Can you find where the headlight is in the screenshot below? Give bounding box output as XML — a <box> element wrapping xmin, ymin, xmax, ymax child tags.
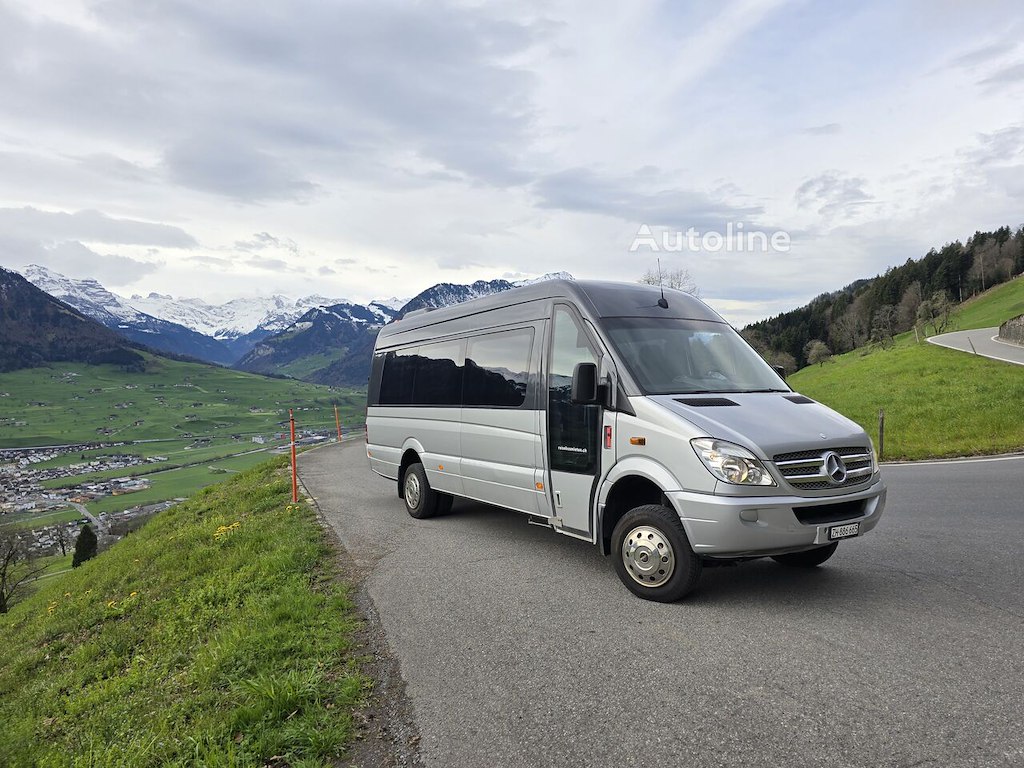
<box><xmin>690</xmin><ymin>438</ymin><xmax>776</xmax><ymax>486</ymax></box>
<box><xmin>868</xmin><ymin>437</ymin><xmax>880</xmax><ymax>473</ymax></box>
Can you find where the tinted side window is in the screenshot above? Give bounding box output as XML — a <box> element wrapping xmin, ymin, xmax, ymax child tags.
<box><xmin>465</xmin><ymin>329</ymin><xmax>534</xmax><ymax>408</ymax></box>
<box><xmin>379</xmin><ymin>348</ymin><xmax>418</xmax><ymax>405</ymax></box>
<box><xmin>412</xmin><ymin>340</ymin><xmax>464</xmax><ymax>405</ymax></box>
<box><xmin>548</xmin><ymin>307</ymin><xmax>599</xmax><ymax>474</ymax></box>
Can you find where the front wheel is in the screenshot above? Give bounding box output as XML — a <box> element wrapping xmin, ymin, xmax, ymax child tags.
<box><xmin>771</xmin><ymin>542</ymin><xmax>839</xmax><ymax>567</ymax></box>
<box><xmin>611</xmin><ymin>504</ymin><xmax>702</xmax><ymax>602</ymax></box>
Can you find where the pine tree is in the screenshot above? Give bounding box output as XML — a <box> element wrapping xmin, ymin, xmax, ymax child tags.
<box><xmin>72</xmin><ymin>524</ymin><xmax>98</xmax><ymax>568</ymax></box>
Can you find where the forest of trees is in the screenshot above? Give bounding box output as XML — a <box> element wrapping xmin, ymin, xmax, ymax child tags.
<box><xmin>742</xmin><ymin>225</ymin><xmax>1024</xmax><ymax>372</ymax></box>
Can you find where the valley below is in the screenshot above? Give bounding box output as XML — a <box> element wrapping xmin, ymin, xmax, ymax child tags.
<box><xmin>0</xmin><ymin>356</ymin><xmax>365</xmax><ymax>560</ymax></box>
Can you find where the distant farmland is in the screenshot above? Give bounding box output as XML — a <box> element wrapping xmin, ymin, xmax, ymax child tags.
<box><xmin>0</xmin><ymin>353</ymin><xmax>364</xmax><ymax>447</ymax></box>
<box><xmin>0</xmin><ymin>354</ymin><xmax>366</xmax><ymax>518</ymax></box>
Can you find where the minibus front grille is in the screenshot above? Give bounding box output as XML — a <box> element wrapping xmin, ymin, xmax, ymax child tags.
<box><xmin>772</xmin><ymin>446</ymin><xmax>873</xmax><ymax>491</ymax></box>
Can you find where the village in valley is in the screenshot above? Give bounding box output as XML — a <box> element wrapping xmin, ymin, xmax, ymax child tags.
<box><xmin>0</xmin><ymin>443</ymin><xmax>172</xmax><ymax>556</ymax></box>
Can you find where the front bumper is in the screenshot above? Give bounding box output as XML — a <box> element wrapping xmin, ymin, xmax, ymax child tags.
<box><xmin>665</xmin><ymin>478</ymin><xmax>886</xmax><ymax>557</ymax></box>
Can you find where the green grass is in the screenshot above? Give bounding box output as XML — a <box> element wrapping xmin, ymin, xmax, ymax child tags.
<box><xmin>788</xmin><ymin>274</ymin><xmax>1024</xmax><ymax>460</ymax></box>
<box><xmin>955</xmin><ymin>274</ymin><xmax>1024</xmax><ymax>330</ymax></box>
<box><xmin>277</xmin><ymin>352</ymin><xmax>344</xmax><ymax>381</ymax></box>
<box><xmin>84</xmin><ymin>452</ymin><xmax>279</xmax><ymax>515</ymax></box>
<box><xmin>35</xmin><ymin>553</ymin><xmax>73</xmax><ymax>578</ymax></box>
<box><xmin>791</xmin><ymin>338</ymin><xmax>1024</xmax><ymax>460</ymax></box>
<box><xmin>0</xmin><ymin>354</ymin><xmax>365</xmax><ymax>448</ymax></box>
<box><xmin>0</xmin><ymin>508</ymin><xmax>85</xmax><ymax>531</ymax></box>
<box><xmin>38</xmin><ymin>445</ymin><xmax>269</xmax><ymax>490</ymax></box>
<box><xmin>0</xmin><ymin>458</ymin><xmax>366</xmax><ymax>767</ymax></box>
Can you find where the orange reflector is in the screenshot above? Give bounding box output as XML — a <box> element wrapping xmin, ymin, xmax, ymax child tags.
<box><xmin>438</xmin><ymin>464</ymin><xmax>444</xmax><ymax>471</ymax></box>
<box><xmin>604</xmin><ymin>425</ymin><xmax>612</xmax><ymax>449</ymax></box>
<box><xmin>629</xmin><ymin>437</ymin><xmax>647</xmax><ymax>446</ymax></box>
<box><xmin>536</xmin><ymin>482</ymin><xmax>544</xmax><ymax>490</ymax></box>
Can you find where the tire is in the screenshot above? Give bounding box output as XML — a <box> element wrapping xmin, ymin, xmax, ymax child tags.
<box><xmin>611</xmin><ymin>504</ymin><xmax>702</xmax><ymax>602</ymax></box>
<box><xmin>402</xmin><ymin>462</ymin><xmax>441</xmax><ymax>519</ymax></box>
<box><xmin>435</xmin><ymin>493</ymin><xmax>454</xmax><ymax>516</ymax></box>
<box><xmin>771</xmin><ymin>542</ymin><xmax>839</xmax><ymax>567</ymax></box>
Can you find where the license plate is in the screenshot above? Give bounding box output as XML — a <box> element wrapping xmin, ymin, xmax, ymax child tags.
<box><xmin>829</xmin><ymin>522</ymin><xmax>860</xmax><ymax>540</ymax></box>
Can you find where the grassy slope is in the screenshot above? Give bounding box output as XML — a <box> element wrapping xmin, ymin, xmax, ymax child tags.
<box><xmin>0</xmin><ymin>457</ymin><xmax>365</xmax><ymax>767</ymax></box>
<box><xmin>955</xmin><ymin>276</ymin><xmax>1024</xmax><ymax>330</ymax></box>
<box><xmin>0</xmin><ymin>354</ymin><xmax>365</xmax><ymax>447</ymax></box>
<box><xmin>790</xmin><ymin>275</ymin><xmax>1024</xmax><ymax>460</ymax></box>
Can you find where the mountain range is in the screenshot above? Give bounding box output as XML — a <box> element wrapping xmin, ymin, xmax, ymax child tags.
<box><xmin>13</xmin><ymin>265</ymin><xmax>572</xmax><ymax>386</ymax></box>
<box><xmin>0</xmin><ymin>268</ymin><xmax>145</xmax><ymax>373</ymax></box>
<box><xmin>21</xmin><ymin>265</ymin><xmax>358</xmax><ymax>365</ymax></box>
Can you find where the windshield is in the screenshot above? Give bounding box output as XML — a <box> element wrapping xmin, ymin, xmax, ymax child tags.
<box><xmin>603</xmin><ymin>317</ymin><xmax>788</xmax><ymax>395</ymax></box>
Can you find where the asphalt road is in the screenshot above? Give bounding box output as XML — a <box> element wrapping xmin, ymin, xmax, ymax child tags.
<box><xmin>929</xmin><ymin>327</ymin><xmax>1024</xmax><ymax>366</ymax></box>
<box><xmin>300</xmin><ymin>442</ymin><xmax>1024</xmax><ymax>768</ymax></box>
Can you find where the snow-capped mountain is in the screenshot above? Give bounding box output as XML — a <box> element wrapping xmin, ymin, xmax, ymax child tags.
<box><xmin>237</xmin><ymin>272</ymin><xmax>573</xmax><ymax>386</ymax></box>
<box><xmin>513</xmin><ymin>271</ymin><xmax>574</xmax><ymax>287</ymax></box>
<box><xmin>370</xmin><ymin>296</ymin><xmax>410</xmax><ymax>313</ymax></box>
<box><xmin>233</xmin><ymin>300</ymin><xmax>400</xmax><ymax>381</ymax></box>
<box><xmin>18</xmin><ymin>265</ymin><xmax>572</xmax><ymax>382</ymax></box>
<box><xmin>127</xmin><ymin>292</ymin><xmax>347</xmax><ymax>341</ymax></box>
<box><xmin>1</xmin><ymin>267</ymin><xmax>145</xmax><ymax>372</ymax></box>
<box><xmin>19</xmin><ymin>265</ymin><xmax>365</xmax><ymax>364</ymax></box>
<box><xmin>395</xmin><ymin>272</ymin><xmax>572</xmax><ymax>319</ymax></box>
<box><xmin>23</xmin><ymin>264</ymin><xmax>147</xmax><ymax>326</ymax></box>
<box><xmin>20</xmin><ymin>265</ymin><xmax>237</xmax><ymax>365</ymax></box>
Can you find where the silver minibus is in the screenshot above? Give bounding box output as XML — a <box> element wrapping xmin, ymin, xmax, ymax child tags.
<box><xmin>366</xmin><ymin>280</ymin><xmax>885</xmax><ymax>601</ymax></box>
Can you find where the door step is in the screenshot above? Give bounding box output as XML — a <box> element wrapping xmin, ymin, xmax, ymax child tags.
<box><xmin>527</xmin><ymin>515</ymin><xmax>562</xmax><ymax>529</ymax></box>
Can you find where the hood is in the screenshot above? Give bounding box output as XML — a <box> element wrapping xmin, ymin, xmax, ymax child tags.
<box><xmin>648</xmin><ymin>393</ymin><xmax>868</xmax><ymax>460</ymax></box>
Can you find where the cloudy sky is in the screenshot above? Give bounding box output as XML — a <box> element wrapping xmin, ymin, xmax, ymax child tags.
<box><xmin>1</xmin><ymin>0</ymin><xmax>1023</xmax><ymax>325</ymax></box>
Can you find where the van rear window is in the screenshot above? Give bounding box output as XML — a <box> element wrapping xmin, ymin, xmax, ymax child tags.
<box><xmin>375</xmin><ymin>330</ymin><xmax>535</xmax><ymax>408</ymax></box>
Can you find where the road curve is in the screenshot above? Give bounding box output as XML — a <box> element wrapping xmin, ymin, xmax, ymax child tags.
<box><xmin>300</xmin><ymin>442</ymin><xmax>1024</xmax><ymax>768</ymax></box>
<box><xmin>929</xmin><ymin>326</ymin><xmax>1024</xmax><ymax>366</ymax></box>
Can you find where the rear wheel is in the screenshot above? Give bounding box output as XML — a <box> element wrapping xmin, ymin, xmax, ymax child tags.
<box><xmin>771</xmin><ymin>542</ymin><xmax>839</xmax><ymax>567</ymax></box>
<box><xmin>402</xmin><ymin>462</ymin><xmax>441</xmax><ymax>519</ymax></box>
<box><xmin>611</xmin><ymin>504</ymin><xmax>702</xmax><ymax>602</ymax></box>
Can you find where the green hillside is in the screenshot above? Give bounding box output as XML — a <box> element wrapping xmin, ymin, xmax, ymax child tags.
<box><xmin>0</xmin><ymin>353</ymin><xmax>364</xmax><ymax>447</ymax></box>
<box><xmin>0</xmin><ymin>458</ymin><xmax>364</xmax><ymax>767</ymax></box>
<box><xmin>790</xmin><ymin>276</ymin><xmax>1024</xmax><ymax>460</ymax></box>
<box><xmin>954</xmin><ymin>274</ymin><xmax>1024</xmax><ymax>330</ymax></box>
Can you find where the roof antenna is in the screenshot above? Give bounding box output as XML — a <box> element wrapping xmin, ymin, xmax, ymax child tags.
<box><xmin>656</xmin><ymin>258</ymin><xmax>669</xmax><ymax>309</ymax></box>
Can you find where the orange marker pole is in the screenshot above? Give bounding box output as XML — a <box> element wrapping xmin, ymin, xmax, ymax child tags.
<box><xmin>334</xmin><ymin>404</ymin><xmax>342</xmax><ymax>442</ymax></box>
<box><xmin>289</xmin><ymin>408</ymin><xmax>299</xmax><ymax>503</ymax></box>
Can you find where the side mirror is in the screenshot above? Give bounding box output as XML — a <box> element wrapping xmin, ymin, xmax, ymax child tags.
<box><xmin>772</xmin><ymin>364</ymin><xmax>787</xmax><ymax>380</ymax></box>
<box><xmin>571</xmin><ymin>362</ymin><xmax>599</xmax><ymax>404</ymax></box>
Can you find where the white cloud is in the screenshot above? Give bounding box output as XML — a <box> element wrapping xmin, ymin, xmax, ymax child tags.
<box><xmin>0</xmin><ymin>0</ymin><xmax>1023</xmax><ymax>320</ymax></box>
<box><xmin>0</xmin><ymin>206</ymin><xmax>196</xmax><ymax>247</ymax></box>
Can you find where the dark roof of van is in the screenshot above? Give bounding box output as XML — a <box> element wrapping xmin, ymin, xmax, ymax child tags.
<box><xmin>380</xmin><ymin>279</ymin><xmax>724</xmax><ymax>341</ymax></box>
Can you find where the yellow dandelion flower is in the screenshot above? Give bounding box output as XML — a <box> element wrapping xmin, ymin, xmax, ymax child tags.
<box><xmin>106</xmin><ymin>600</ymin><xmax>117</xmax><ymax>608</ymax></box>
<box><xmin>129</xmin><ymin>591</ymin><xmax>138</xmax><ymax>597</ymax></box>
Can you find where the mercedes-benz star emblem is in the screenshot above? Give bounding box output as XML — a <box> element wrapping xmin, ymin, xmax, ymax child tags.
<box><xmin>823</xmin><ymin>451</ymin><xmax>848</xmax><ymax>485</ymax></box>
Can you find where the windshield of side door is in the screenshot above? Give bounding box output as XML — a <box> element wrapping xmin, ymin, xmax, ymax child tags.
<box><xmin>603</xmin><ymin>317</ymin><xmax>788</xmax><ymax>395</ymax></box>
